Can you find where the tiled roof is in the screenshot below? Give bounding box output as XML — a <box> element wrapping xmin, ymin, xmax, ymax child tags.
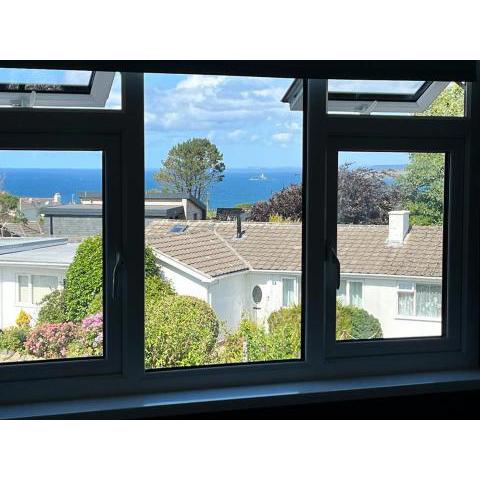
<box><xmin>0</xmin><ymin>221</ymin><xmax>45</xmax><ymax>237</ymax></box>
<box><xmin>337</xmin><ymin>225</ymin><xmax>443</xmax><ymax>278</ymax></box>
<box><xmin>146</xmin><ymin>220</ymin><xmax>443</xmax><ymax>279</ymax></box>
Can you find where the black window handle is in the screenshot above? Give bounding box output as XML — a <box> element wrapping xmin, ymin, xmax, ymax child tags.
<box><xmin>112</xmin><ymin>251</ymin><xmax>125</xmax><ymax>301</ymax></box>
<box><xmin>328</xmin><ymin>244</ymin><xmax>341</xmax><ymax>290</ymax></box>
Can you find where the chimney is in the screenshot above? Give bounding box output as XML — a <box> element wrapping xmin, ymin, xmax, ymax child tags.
<box><xmin>388</xmin><ymin>210</ymin><xmax>410</xmax><ymax>245</ymax></box>
<box><xmin>236</xmin><ymin>215</ymin><xmax>242</xmax><ymax>239</ymax></box>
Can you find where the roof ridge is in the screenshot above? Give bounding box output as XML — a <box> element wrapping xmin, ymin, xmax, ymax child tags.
<box><xmin>212</xmin><ymin>225</ymin><xmax>252</xmax><ymax>271</ymax></box>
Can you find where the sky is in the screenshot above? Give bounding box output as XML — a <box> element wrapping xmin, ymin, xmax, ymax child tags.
<box><xmin>0</xmin><ymin>69</ymin><xmax>410</xmax><ymax>169</ymax></box>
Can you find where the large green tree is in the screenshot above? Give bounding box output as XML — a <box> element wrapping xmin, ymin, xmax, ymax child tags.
<box><xmin>154</xmin><ymin>138</ymin><xmax>225</xmax><ymax>201</ymax></box>
<box><xmin>396</xmin><ymin>82</ymin><xmax>464</xmax><ymax>225</ymax></box>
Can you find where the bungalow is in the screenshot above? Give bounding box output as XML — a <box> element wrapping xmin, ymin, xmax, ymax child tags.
<box><xmin>0</xmin><ymin>211</ymin><xmax>442</xmax><ymax>340</ymax></box>
<box><xmin>146</xmin><ymin>211</ymin><xmax>442</xmax><ymax>337</ymax></box>
<box><xmin>0</xmin><ymin>237</ymin><xmax>77</xmax><ymax>328</ymax></box>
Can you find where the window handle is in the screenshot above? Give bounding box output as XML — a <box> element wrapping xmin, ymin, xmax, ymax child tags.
<box><xmin>112</xmin><ymin>251</ymin><xmax>124</xmax><ymax>301</ymax></box>
<box><xmin>328</xmin><ymin>244</ymin><xmax>341</xmax><ymax>290</ymax></box>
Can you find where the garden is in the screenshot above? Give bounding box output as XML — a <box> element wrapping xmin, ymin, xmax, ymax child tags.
<box><xmin>0</xmin><ymin>235</ymin><xmax>382</xmax><ymax>366</ymax></box>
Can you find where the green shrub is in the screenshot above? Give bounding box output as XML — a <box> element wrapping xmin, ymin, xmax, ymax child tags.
<box><xmin>16</xmin><ymin>309</ymin><xmax>31</xmax><ymax>329</ymax></box>
<box><xmin>336</xmin><ymin>301</ymin><xmax>383</xmax><ymax>340</ymax></box>
<box><xmin>37</xmin><ymin>289</ymin><xmax>67</xmax><ymax>325</ymax></box>
<box><xmin>145</xmin><ymin>275</ymin><xmax>175</xmax><ymax>303</ymax></box>
<box><xmin>85</xmin><ymin>291</ymin><xmax>103</xmax><ymax>316</ymax></box>
<box><xmin>217</xmin><ymin>308</ymin><xmax>301</xmax><ymax>364</ymax></box>
<box><xmin>145</xmin><ymin>295</ymin><xmax>219</xmax><ymax>369</ymax></box>
<box><xmin>0</xmin><ymin>326</ymin><xmax>30</xmax><ymax>354</ymax></box>
<box><xmin>65</xmin><ymin>236</ymin><xmax>161</xmax><ymax>321</ymax></box>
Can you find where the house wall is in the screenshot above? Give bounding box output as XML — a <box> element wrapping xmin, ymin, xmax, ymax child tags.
<box><xmin>157</xmin><ymin>259</ymin><xmax>301</xmax><ymax>332</ymax></box>
<box><xmin>0</xmin><ymin>264</ymin><xmax>66</xmax><ymax>329</ymax></box>
<box><xmin>159</xmin><ymin>262</ymin><xmax>209</xmax><ymax>302</ymax></box>
<box><xmin>182</xmin><ymin>199</ymin><xmax>205</xmax><ymax>220</ymax></box>
<box><xmin>342</xmin><ymin>275</ymin><xmax>442</xmax><ymax>338</ymax></box>
<box><xmin>208</xmin><ymin>273</ymin><xmax>248</xmax><ymax>332</ymax></box>
<box><xmin>245</xmin><ymin>272</ymin><xmax>301</xmax><ymax>327</ymax></box>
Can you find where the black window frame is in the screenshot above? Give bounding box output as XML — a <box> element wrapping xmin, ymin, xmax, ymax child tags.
<box><xmin>0</xmin><ymin>66</ymin><xmax>478</xmax><ymax>415</ymax></box>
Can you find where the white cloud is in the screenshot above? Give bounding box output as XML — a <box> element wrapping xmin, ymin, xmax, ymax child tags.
<box><xmin>144</xmin><ymin>74</ymin><xmax>296</xmax><ymax>136</ymax></box>
<box><xmin>227</xmin><ymin>129</ymin><xmax>247</xmax><ymax>140</ymax></box>
<box><xmin>176</xmin><ymin>75</ymin><xmax>226</xmax><ymax>90</ymax></box>
<box><xmin>272</xmin><ymin>132</ymin><xmax>293</xmax><ymax>143</ymax></box>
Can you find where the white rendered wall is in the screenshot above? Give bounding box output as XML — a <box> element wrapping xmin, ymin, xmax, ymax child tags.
<box><xmin>0</xmin><ymin>265</ymin><xmax>66</xmax><ymax>329</ymax></box>
<box><xmin>159</xmin><ymin>262</ymin><xmax>209</xmax><ymax>302</ymax></box>
<box><xmin>342</xmin><ymin>275</ymin><xmax>442</xmax><ymax>338</ymax></box>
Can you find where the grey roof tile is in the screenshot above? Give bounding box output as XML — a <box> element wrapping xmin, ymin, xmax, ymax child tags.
<box><xmin>146</xmin><ymin>220</ymin><xmax>443</xmax><ymax>279</ymax></box>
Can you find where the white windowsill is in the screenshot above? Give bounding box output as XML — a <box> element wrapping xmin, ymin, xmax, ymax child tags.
<box><xmin>395</xmin><ymin>315</ymin><xmax>442</xmax><ymax>323</ymax></box>
<box><xmin>1</xmin><ymin>369</ymin><xmax>480</xmax><ymax>419</ymax></box>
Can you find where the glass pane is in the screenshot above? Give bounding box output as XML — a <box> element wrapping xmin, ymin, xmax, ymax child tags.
<box><xmin>0</xmin><ymin>69</ymin><xmax>121</xmax><ymax>109</ymax></box>
<box><xmin>0</xmin><ymin>69</ymin><xmax>92</xmax><ymax>86</ymax></box>
<box><xmin>0</xmin><ymin>151</ymin><xmax>104</xmax><ymax>363</ymax></box>
<box><xmin>18</xmin><ymin>275</ymin><xmax>29</xmax><ymax>303</ymax></box>
<box><xmin>144</xmin><ymin>73</ymin><xmax>303</xmax><ymax>369</ymax></box>
<box><xmin>398</xmin><ymin>291</ymin><xmax>414</xmax><ymax>316</ymax></box>
<box><xmin>32</xmin><ymin>275</ymin><xmax>58</xmax><ymax>304</ymax></box>
<box><xmin>329</xmin><ymin>80</ymin><xmax>425</xmax><ymax>95</ymax></box>
<box><xmin>348</xmin><ymin>282</ymin><xmax>363</xmax><ymax>307</ymax></box>
<box><xmin>282</xmin><ymin>278</ymin><xmax>295</xmax><ymax>307</ymax></box>
<box><xmin>336</xmin><ymin>151</ymin><xmax>445</xmax><ymax>340</ymax></box>
<box><xmin>416</xmin><ymin>284</ymin><xmax>442</xmax><ymax>318</ymax></box>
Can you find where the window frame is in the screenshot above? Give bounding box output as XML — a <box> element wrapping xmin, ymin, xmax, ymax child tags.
<box><xmin>0</xmin><ymin>71</ymin><xmax>116</xmax><ymax>108</ymax></box>
<box><xmin>0</xmin><ymin>132</ymin><xmax>123</xmax><ymax>383</ymax></box>
<box><xmin>0</xmin><ymin>70</ymin><xmax>478</xmax><ymax>413</ymax></box>
<box><xmin>324</xmin><ymin>135</ymin><xmax>468</xmax><ymax>365</ymax></box>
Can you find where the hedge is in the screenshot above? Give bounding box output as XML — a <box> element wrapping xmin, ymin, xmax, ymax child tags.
<box><xmin>336</xmin><ymin>301</ymin><xmax>383</xmax><ymax>340</ymax></box>
<box><xmin>37</xmin><ymin>289</ymin><xmax>67</xmax><ymax>325</ymax></box>
<box><xmin>64</xmin><ymin>236</ymin><xmax>161</xmax><ymax>321</ymax></box>
<box><xmin>145</xmin><ymin>295</ymin><xmax>219</xmax><ymax>369</ymax></box>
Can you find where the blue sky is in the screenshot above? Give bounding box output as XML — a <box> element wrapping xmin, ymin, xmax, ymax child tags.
<box><xmin>0</xmin><ymin>70</ymin><xmax>409</xmax><ymax>169</ymax></box>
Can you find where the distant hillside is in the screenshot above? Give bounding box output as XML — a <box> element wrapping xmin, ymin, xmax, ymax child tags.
<box><xmin>369</xmin><ymin>164</ymin><xmax>406</xmax><ymax>172</ymax></box>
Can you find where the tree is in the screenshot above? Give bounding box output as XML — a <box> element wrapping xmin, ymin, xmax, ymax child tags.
<box><xmin>64</xmin><ymin>235</ymin><xmax>162</xmax><ymax>321</ymax></box>
<box><xmin>0</xmin><ymin>175</ymin><xmax>27</xmax><ymax>235</ymax></box>
<box><xmin>154</xmin><ymin>138</ymin><xmax>225</xmax><ymax>201</ymax></box>
<box><xmin>250</xmin><ymin>184</ymin><xmax>302</xmax><ymax>222</ymax></box>
<box><xmin>395</xmin><ymin>83</ymin><xmax>465</xmax><ymax>225</ymax></box>
<box><xmin>338</xmin><ymin>164</ymin><xmax>402</xmax><ymax>224</ymax></box>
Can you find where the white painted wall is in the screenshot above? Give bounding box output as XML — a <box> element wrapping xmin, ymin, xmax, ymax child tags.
<box><xmin>0</xmin><ymin>265</ymin><xmax>66</xmax><ymax>329</ymax></box>
<box><xmin>340</xmin><ymin>274</ymin><xmax>442</xmax><ymax>338</ymax></box>
<box><xmin>160</xmin><ymin>262</ymin><xmax>209</xmax><ymax>302</ymax></box>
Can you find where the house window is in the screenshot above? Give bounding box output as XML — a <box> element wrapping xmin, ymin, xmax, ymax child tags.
<box><xmin>336</xmin><ymin>280</ymin><xmax>362</xmax><ymax>307</ymax></box>
<box><xmin>283</xmin><ymin>78</ymin><xmax>465</xmax><ymax>116</ymax></box>
<box><xmin>334</xmin><ymin>149</ymin><xmax>446</xmax><ymax>340</ymax></box>
<box><xmin>252</xmin><ymin>285</ymin><xmax>263</xmax><ymax>304</ymax></box>
<box><xmin>143</xmin><ymin>72</ymin><xmax>303</xmax><ymax>370</ymax></box>
<box><xmin>32</xmin><ymin>275</ymin><xmax>59</xmax><ymax>304</ymax></box>
<box><xmin>0</xmin><ymin>69</ymin><xmax>121</xmax><ymax>109</ymax></box>
<box><xmin>17</xmin><ymin>275</ymin><xmax>29</xmax><ymax>304</ymax></box>
<box><xmin>397</xmin><ymin>283</ymin><xmax>442</xmax><ymax>319</ymax></box>
<box><xmin>282</xmin><ymin>278</ymin><xmax>295</xmax><ymax>307</ymax></box>
<box><xmin>348</xmin><ymin>281</ymin><xmax>363</xmax><ymax>307</ymax></box>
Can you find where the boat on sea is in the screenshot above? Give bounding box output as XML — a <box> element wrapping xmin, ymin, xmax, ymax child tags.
<box><xmin>249</xmin><ymin>173</ymin><xmax>267</xmax><ymax>181</ymax></box>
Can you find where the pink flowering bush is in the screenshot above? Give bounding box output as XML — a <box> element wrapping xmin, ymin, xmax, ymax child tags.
<box><xmin>25</xmin><ymin>322</ymin><xmax>78</xmax><ymax>359</ymax></box>
<box><xmin>67</xmin><ymin>313</ymin><xmax>104</xmax><ymax>358</ymax></box>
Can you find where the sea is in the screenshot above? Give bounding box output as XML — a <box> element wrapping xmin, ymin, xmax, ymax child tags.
<box><xmin>0</xmin><ymin>168</ymin><xmax>303</xmax><ymax>210</ymax></box>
